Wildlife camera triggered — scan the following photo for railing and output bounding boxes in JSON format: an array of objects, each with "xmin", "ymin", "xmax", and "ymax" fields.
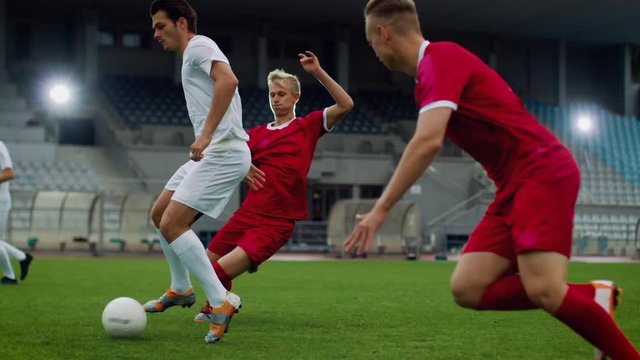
[
  {"xmin": 286, "ymin": 221, "xmax": 328, "ymax": 252},
  {"xmin": 7, "ymin": 187, "xmax": 639, "ymax": 258},
  {"xmin": 636, "ymin": 218, "xmax": 640, "ymax": 257},
  {"xmin": 423, "ymin": 221, "xmax": 638, "ymax": 257},
  {"xmin": 6, "ymin": 188, "xmax": 333, "ymax": 255},
  {"xmin": 7, "ymin": 189, "xmax": 156, "ymax": 254},
  {"xmin": 426, "ymin": 190, "xmax": 494, "ymax": 229}
]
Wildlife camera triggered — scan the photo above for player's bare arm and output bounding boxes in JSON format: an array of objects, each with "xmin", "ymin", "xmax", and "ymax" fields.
[
  {"xmin": 0, "ymin": 167, "xmax": 14, "ymax": 183},
  {"xmin": 344, "ymin": 107, "xmax": 452, "ymax": 254},
  {"xmin": 298, "ymin": 51, "xmax": 354, "ymax": 129},
  {"xmin": 190, "ymin": 61, "xmax": 239, "ymax": 161}
]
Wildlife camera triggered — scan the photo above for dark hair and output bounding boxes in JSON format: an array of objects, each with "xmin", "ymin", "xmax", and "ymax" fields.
[
  {"xmin": 150, "ymin": 0, "xmax": 198, "ymax": 33},
  {"xmin": 365, "ymin": 0, "xmax": 417, "ymax": 18},
  {"xmin": 364, "ymin": 0, "xmax": 421, "ymax": 35}
]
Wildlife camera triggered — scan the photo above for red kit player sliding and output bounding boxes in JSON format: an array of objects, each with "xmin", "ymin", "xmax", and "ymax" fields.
[{"xmin": 194, "ymin": 51, "xmax": 353, "ymax": 322}]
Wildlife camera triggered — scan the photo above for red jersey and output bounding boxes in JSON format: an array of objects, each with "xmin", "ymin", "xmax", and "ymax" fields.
[
  {"xmin": 415, "ymin": 41, "xmax": 572, "ymax": 187},
  {"xmin": 242, "ymin": 110, "xmax": 329, "ymax": 220}
]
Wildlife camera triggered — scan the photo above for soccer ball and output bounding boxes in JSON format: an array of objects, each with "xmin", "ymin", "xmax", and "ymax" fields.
[{"xmin": 101, "ymin": 297, "xmax": 147, "ymax": 338}]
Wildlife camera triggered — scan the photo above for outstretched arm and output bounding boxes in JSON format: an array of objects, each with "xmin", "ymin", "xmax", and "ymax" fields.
[
  {"xmin": 299, "ymin": 51, "xmax": 354, "ymax": 129},
  {"xmin": 344, "ymin": 107, "xmax": 452, "ymax": 254}
]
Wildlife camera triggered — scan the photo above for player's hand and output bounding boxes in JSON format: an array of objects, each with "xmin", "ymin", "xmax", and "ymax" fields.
[
  {"xmin": 343, "ymin": 207, "xmax": 389, "ymax": 255},
  {"xmin": 189, "ymin": 135, "xmax": 212, "ymax": 162},
  {"xmin": 245, "ymin": 164, "xmax": 266, "ymax": 191},
  {"xmin": 298, "ymin": 51, "xmax": 321, "ymax": 76}
]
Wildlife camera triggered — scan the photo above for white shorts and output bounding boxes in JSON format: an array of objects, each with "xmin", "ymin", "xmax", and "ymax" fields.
[{"xmin": 165, "ymin": 140, "xmax": 250, "ymax": 219}]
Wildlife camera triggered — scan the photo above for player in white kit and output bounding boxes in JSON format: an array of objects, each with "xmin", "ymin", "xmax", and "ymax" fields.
[
  {"xmin": 144, "ymin": 0, "xmax": 251, "ymax": 343},
  {"xmin": 0, "ymin": 141, "xmax": 34, "ymax": 285}
]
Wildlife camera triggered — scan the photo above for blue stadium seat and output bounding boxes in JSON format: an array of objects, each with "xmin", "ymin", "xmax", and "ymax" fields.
[{"xmin": 524, "ymin": 101, "xmax": 640, "ymax": 205}]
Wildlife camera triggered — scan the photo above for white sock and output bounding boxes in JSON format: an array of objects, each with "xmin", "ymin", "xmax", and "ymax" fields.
[
  {"xmin": 156, "ymin": 229, "xmax": 192, "ymax": 294},
  {"xmin": 0, "ymin": 240, "xmax": 26, "ymax": 261},
  {"xmin": 0, "ymin": 246, "xmax": 16, "ymax": 280},
  {"xmin": 169, "ymin": 230, "xmax": 227, "ymax": 306}
]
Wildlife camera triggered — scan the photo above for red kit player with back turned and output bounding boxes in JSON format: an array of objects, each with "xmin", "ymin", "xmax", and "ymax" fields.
[{"xmin": 345, "ymin": 1, "xmax": 639, "ymax": 359}]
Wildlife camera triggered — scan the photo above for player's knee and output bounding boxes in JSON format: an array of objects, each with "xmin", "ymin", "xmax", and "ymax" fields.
[
  {"xmin": 158, "ymin": 215, "xmax": 176, "ymax": 241},
  {"xmin": 522, "ymin": 281, "xmax": 564, "ymax": 311},
  {"xmin": 450, "ymin": 278, "xmax": 481, "ymax": 309},
  {"xmin": 206, "ymin": 250, "xmax": 220, "ymax": 264},
  {"xmin": 150, "ymin": 207, "xmax": 162, "ymax": 229}
]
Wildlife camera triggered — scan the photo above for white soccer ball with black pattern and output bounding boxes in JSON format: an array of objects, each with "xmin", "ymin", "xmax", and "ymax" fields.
[{"xmin": 102, "ymin": 297, "xmax": 147, "ymax": 338}]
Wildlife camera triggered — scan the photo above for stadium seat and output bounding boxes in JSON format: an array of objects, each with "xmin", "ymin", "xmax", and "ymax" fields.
[
  {"xmin": 102, "ymin": 77, "xmax": 388, "ymax": 135},
  {"xmin": 141, "ymin": 238, "xmax": 161, "ymax": 252},
  {"xmin": 109, "ymin": 238, "xmax": 126, "ymax": 252}
]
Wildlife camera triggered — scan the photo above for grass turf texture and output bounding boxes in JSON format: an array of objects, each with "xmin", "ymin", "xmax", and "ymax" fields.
[{"xmin": 0, "ymin": 258, "xmax": 638, "ymax": 359}]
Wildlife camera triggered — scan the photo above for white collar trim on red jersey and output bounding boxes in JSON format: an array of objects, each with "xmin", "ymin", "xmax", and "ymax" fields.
[
  {"xmin": 417, "ymin": 40, "xmax": 430, "ymax": 64},
  {"xmin": 415, "ymin": 40, "xmax": 430, "ymax": 84},
  {"xmin": 267, "ymin": 116, "xmax": 296, "ymax": 130}
]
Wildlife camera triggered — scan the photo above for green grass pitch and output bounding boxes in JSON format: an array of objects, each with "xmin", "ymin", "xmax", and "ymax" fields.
[{"xmin": 1, "ymin": 257, "xmax": 638, "ymax": 359}]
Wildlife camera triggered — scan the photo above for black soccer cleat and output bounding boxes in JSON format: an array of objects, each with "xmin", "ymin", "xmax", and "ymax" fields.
[
  {"xmin": 19, "ymin": 253, "xmax": 33, "ymax": 280},
  {"xmin": 1, "ymin": 276, "xmax": 17, "ymax": 285}
]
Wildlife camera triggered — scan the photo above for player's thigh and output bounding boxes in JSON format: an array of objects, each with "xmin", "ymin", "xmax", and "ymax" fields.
[
  {"xmin": 452, "ymin": 214, "xmax": 514, "ymax": 298},
  {"xmin": 155, "ymin": 160, "xmax": 195, "ymax": 223},
  {"xmin": 511, "ymin": 172, "xmax": 579, "ymax": 257},
  {"xmin": 159, "ymin": 200, "xmax": 201, "ymax": 240},
  {"xmin": 150, "ymin": 189, "xmax": 174, "ymax": 228},
  {"xmin": 207, "ymin": 213, "xmax": 252, "ymax": 259},
  {"xmin": 451, "ymin": 252, "xmax": 512, "ymax": 300},
  {"xmin": 207, "ymin": 230, "xmax": 242, "ymax": 261},
  {"xmin": 217, "ymin": 247, "xmax": 253, "ymax": 279},
  {"xmin": 172, "ymin": 142, "xmax": 250, "ymax": 220},
  {"xmin": 206, "ymin": 249, "xmax": 222, "ymax": 264},
  {"xmin": 236, "ymin": 220, "xmax": 294, "ymax": 272}
]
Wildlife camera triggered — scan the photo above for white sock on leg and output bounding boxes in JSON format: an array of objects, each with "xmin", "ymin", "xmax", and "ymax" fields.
[
  {"xmin": 0, "ymin": 240, "xmax": 26, "ymax": 261},
  {"xmin": 169, "ymin": 230, "xmax": 227, "ymax": 306},
  {"xmin": 0, "ymin": 246, "xmax": 16, "ymax": 280},
  {"xmin": 156, "ymin": 228, "xmax": 192, "ymax": 294}
]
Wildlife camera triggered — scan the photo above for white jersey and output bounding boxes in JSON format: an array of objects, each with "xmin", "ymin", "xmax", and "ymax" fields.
[
  {"xmin": 181, "ymin": 35, "xmax": 248, "ymax": 147},
  {"xmin": 0, "ymin": 141, "xmax": 13, "ymax": 209}
]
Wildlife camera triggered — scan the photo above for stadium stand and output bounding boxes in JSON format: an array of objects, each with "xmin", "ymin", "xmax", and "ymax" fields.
[
  {"xmin": 525, "ymin": 100, "xmax": 640, "ymax": 195},
  {"xmin": 12, "ymin": 160, "xmax": 102, "ymax": 192},
  {"xmin": 5, "ymin": 72, "xmax": 640, "ymax": 257},
  {"xmin": 102, "ymin": 76, "xmax": 388, "ymax": 134}
]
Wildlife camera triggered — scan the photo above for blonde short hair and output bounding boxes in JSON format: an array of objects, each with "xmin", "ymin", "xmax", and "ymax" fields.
[{"xmin": 267, "ymin": 69, "xmax": 301, "ymax": 94}]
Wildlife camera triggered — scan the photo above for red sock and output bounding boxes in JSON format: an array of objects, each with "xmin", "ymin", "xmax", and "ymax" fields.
[
  {"xmin": 213, "ymin": 262, "xmax": 232, "ymax": 291},
  {"xmin": 554, "ymin": 286, "xmax": 639, "ymax": 359},
  {"xmin": 478, "ymin": 275, "xmax": 595, "ymax": 310},
  {"xmin": 477, "ymin": 274, "xmax": 536, "ymax": 310}
]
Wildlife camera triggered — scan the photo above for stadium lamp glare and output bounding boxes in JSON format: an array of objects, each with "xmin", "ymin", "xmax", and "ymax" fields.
[
  {"xmin": 49, "ymin": 84, "xmax": 71, "ymax": 104},
  {"xmin": 576, "ymin": 115, "xmax": 593, "ymax": 133}
]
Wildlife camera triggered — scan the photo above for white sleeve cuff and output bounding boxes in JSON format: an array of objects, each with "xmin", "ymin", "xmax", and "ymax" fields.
[
  {"xmin": 322, "ymin": 108, "xmax": 333, "ymax": 132},
  {"xmin": 419, "ymin": 100, "xmax": 458, "ymax": 114}
]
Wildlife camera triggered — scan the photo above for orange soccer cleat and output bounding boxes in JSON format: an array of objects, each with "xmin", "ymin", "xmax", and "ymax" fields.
[
  {"xmin": 591, "ymin": 280, "xmax": 622, "ymax": 360},
  {"xmin": 204, "ymin": 292, "xmax": 242, "ymax": 343},
  {"xmin": 143, "ymin": 288, "xmax": 196, "ymax": 313}
]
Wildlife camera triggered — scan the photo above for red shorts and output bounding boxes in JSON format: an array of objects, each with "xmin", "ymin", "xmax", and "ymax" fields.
[
  {"xmin": 463, "ymin": 154, "xmax": 580, "ymax": 264},
  {"xmin": 207, "ymin": 207, "xmax": 295, "ymax": 271}
]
